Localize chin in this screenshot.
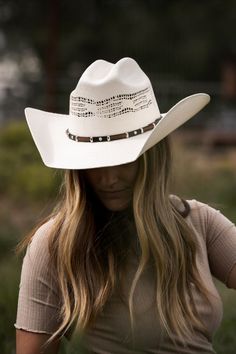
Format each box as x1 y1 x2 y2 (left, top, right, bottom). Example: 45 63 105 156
102 200 130 212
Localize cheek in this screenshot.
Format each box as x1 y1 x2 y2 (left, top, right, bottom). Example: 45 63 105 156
84 170 98 188
125 161 139 184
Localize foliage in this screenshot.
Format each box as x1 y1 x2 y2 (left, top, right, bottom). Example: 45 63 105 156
212 281 236 354
171 137 236 223
0 257 21 354
1 0 236 117
1 0 236 80
0 120 62 203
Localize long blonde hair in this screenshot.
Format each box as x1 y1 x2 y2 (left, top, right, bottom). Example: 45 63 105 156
17 136 215 350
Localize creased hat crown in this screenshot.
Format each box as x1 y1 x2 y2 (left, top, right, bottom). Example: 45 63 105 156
78 57 150 89
69 57 160 136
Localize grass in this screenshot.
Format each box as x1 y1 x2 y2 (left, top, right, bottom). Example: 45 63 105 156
213 280 236 353
0 256 21 354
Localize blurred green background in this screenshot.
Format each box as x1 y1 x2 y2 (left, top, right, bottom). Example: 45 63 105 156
0 1 236 353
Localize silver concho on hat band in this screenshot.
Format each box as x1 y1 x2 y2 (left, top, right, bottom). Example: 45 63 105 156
66 116 162 143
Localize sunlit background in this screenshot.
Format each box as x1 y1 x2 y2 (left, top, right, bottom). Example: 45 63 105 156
0 1 236 353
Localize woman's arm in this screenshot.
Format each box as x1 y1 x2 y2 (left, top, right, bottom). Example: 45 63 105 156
15 220 63 354
16 329 61 354
199 201 236 288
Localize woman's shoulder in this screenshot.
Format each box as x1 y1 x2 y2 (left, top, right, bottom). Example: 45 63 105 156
169 194 235 232
26 217 56 262
185 198 212 211
185 198 227 225
169 194 220 216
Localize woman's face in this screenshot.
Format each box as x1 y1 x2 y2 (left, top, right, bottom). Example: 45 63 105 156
83 160 139 211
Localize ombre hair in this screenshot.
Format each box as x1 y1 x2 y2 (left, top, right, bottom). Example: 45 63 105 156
17 136 215 351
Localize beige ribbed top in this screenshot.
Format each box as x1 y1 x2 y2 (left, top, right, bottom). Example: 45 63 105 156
15 198 236 353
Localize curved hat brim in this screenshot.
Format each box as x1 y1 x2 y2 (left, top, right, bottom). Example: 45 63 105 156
25 93 210 170
140 93 210 155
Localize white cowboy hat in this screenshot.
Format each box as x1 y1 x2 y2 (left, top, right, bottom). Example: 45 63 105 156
25 57 210 169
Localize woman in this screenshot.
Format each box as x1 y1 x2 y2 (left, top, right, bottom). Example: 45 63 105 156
15 57 236 354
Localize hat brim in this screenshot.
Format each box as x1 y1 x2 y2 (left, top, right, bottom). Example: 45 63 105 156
25 93 210 169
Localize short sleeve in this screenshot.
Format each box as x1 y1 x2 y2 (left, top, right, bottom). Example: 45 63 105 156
14 219 63 334
201 203 236 288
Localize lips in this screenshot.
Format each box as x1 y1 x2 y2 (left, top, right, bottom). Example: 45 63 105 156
100 189 127 194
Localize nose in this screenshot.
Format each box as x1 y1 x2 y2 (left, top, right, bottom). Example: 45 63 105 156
98 167 120 189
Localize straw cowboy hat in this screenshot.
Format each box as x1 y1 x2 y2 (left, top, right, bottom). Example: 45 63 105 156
25 57 210 169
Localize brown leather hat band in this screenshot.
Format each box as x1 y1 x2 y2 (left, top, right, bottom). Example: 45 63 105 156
66 116 162 143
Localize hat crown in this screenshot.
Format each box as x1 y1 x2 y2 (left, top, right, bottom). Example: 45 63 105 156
68 58 160 136
78 57 149 88
70 57 152 103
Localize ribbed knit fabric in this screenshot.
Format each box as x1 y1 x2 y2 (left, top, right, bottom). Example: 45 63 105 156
15 197 236 353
